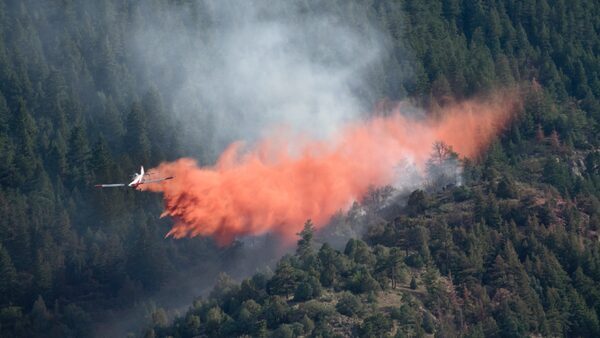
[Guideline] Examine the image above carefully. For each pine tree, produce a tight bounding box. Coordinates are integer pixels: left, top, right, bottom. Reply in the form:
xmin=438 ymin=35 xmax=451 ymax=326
xmin=406 ymin=190 xmax=429 ymax=216
xmin=0 ymin=90 xmax=9 ymax=134
xmin=47 ymin=132 xmax=67 ymax=177
xmin=124 ymin=101 xmax=151 ymax=165
xmin=30 ymin=295 xmax=51 ymax=333
xmin=142 ymin=87 xmax=173 ymax=162
xmin=66 ymin=125 xmax=90 ymax=187
xmin=90 ymin=136 xmax=112 ymax=181
xmin=296 ymin=219 xmax=315 ymax=259
xmin=43 ymin=70 xmax=69 ymax=136
xmin=267 ymin=260 xmax=300 ymax=298
xmin=0 ymin=244 xmax=17 ymax=304
xmin=12 ymin=98 xmax=37 ymax=185
xmin=318 ymin=243 xmax=339 ymax=287
xmin=410 ymin=276 xmax=418 ymax=290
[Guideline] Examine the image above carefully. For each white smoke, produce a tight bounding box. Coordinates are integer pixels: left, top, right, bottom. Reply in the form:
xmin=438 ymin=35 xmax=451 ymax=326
xmin=130 ymin=1 xmax=388 ymax=159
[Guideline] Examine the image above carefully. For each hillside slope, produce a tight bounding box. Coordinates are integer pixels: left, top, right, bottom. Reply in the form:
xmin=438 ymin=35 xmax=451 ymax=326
xmin=1 ymin=0 xmax=600 ymax=337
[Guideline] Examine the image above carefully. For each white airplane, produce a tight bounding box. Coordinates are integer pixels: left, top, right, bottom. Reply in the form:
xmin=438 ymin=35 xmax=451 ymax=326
xmin=94 ymin=166 xmax=173 ymax=189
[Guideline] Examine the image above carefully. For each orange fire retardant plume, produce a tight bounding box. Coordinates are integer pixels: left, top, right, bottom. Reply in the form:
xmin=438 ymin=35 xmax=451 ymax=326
xmin=142 ymin=90 xmax=521 ymax=245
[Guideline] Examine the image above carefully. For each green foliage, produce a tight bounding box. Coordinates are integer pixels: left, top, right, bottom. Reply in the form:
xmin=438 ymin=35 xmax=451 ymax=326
xmin=268 ymin=259 xmax=301 ymax=298
xmin=336 ymin=291 xmax=363 ymax=317
xmin=391 ymin=304 xmax=412 ymax=323
xmin=410 ymin=276 xmax=418 ymax=290
xmin=344 ymin=239 xmax=376 ymax=266
xmin=359 ymin=313 xmax=392 ymax=337
xmin=298 ymin=300 xmax=335 ymax=322
xmin=406 ymin=189 xmax=429 ymax=216
xmin=273 ymin=324 xmax=294 ymax=338
xmin=296 ymin=219 xmax=315 ymax=259
xmin=496 ymin=176 xmax=518 ymax=199
xmin=348 ymin=267 xmax=381 ymax=294
xmin=294 ymin=280 xmax=314 ymax=302
xmin=422 ymin=311 xmax=436 ymax=334
xmin=0 ymin=245 xmax=16 ymax=304
xmin=3 ymin=0 xmax=600 ymax=336
xmin=318 ymin=243 xmax=344 ymax=287
xmin=452 ymin=185 xmax=472 ymax=202
xmin=125 ymin=102 xmax=151 ymax=165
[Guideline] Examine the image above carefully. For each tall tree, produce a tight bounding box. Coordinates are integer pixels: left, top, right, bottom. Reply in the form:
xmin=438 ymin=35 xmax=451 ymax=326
xmin=66 ymin=125 xmax=90 ymax=187
xmin=124 ymin=101 xmax=150 ymax=165
xmin=296 ymin=219 xmax=315 ymax=259
xmin=0 ymin=244 xmax=17 ymax=304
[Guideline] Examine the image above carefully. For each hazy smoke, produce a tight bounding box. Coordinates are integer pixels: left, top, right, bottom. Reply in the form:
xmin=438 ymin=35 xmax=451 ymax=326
xmin=131 ymin=1 xmax=388 ymax=159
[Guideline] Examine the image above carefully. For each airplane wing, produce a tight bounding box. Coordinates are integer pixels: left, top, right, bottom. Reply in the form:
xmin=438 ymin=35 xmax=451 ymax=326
xmin=94 ymin=183 xmax=127 ymax=188
xmin=141 ymin=176 xmax=174 ymax=184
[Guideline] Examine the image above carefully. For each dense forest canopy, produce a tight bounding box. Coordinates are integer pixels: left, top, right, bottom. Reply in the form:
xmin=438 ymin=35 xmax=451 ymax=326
xmin=0 ymin=0 xmax=599 ymax=337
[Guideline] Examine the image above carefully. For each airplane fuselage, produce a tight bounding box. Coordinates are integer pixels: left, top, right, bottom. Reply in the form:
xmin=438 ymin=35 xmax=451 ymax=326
xmin=94 ymin=165 xmax=173 ymax=189
xmin=128 ymin=166 xmax=145 ymax=187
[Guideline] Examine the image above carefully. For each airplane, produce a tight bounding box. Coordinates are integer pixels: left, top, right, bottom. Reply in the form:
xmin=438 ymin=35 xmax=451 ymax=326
xmin=94 ymin=166 xmax=173 ymax=189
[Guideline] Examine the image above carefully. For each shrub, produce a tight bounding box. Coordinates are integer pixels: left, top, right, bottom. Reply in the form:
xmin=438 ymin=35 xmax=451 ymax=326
xmin=294 ymin=281 xmax=314 ymax=302
xmin=359 ymin=313 xmax=392 ymax=337
xmin=410 ymin=276 xmax=418 ymax=290
xmin=453 ymin=185 xmax=472 ymax=202
xmin=336 ymin=292 xmax=363 ymax=317
xmin=405 ymin=253 xmax=425 ymax=268
xmin=422 ymin=311 xmax=436 ymax=334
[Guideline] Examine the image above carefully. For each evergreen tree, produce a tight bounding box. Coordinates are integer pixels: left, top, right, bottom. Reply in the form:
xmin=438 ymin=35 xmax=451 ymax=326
xmin=124 ymin=101 xmax=150 ymax=165
xmin=66 ymin=125 xmax=90 ymax=187
xmin=1 ymin=1 xmax=600 ymax=336
xmin=12 ymin=98 xmax=37 ymax=185
xmin=296 ymin=219 xmax=315 ymax=259
xmin=0 ymin=244 xmax=17 ymax=304
xmin=268 ymin=260 xmax=300 ymax=298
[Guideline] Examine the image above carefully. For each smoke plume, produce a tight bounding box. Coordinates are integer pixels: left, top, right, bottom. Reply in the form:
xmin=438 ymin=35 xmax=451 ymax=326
xmin=142 ymin=91 xmax=520 ymax=245
xmin=131 ymin=1 xmax=388 ymax=160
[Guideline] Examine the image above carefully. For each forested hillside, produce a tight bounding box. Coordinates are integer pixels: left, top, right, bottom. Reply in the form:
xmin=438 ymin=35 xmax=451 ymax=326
xmin=149 ymin=0 xmax=600 ymax=337
xmin=0 ymin=1 xmax=234 ymax=337
xmin=0 ymin=0 xmax=599 ymax=337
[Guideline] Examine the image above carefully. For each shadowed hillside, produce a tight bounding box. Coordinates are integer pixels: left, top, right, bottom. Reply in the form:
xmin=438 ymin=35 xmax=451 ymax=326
xmin=0 ymin=0 xmax=599 ymax=337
